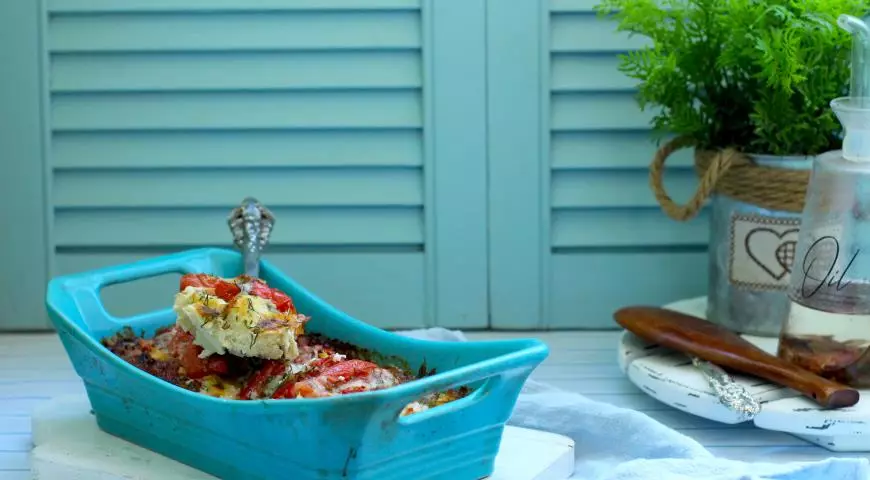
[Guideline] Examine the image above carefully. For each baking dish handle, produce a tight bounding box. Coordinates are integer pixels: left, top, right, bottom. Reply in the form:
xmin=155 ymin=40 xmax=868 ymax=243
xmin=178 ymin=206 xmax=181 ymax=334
xmin=49 ymin=248 xmax=231 ymax=334
xmin=390 ymin=341 xmax=548 ymax=426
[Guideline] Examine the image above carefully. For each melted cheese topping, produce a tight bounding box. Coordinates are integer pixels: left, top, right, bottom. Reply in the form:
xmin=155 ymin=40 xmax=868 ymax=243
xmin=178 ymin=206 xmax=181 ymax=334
xmin=401 ymin=401 xmax=429 ymax=416
xmin=148 ymin=347 xmax=171 ymax=362
xmin=200 ymin=375 xmax=242 ymax=399
xmin=173 ymin=286 xmax=301 ymax=360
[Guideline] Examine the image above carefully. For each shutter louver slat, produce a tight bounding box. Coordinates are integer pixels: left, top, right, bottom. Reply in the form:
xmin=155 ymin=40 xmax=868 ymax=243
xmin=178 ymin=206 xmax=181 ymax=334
xmin=551 ymin=12 xmax=650 ymax=52
xmin=51 ymin=91 xmax=422 ymax=131
xmin=54 ymin=208 xmax=423 ymax=248
xmin=51 ymin=51 xmax=422 ymax=93
xmin=48 ymin=11 xmax=421 ymax=52
xmin=551 ymin=53 xmax=635 ymax=92
xmin=48 ymin=0 xmax=421 ymax=14
xmin=52 ymin=130 xmax=423 ymax=169
xmin=551 ymin=131 xmax=692 ymax=170
xmin=54 ymin=168 xmax=423 ymax=208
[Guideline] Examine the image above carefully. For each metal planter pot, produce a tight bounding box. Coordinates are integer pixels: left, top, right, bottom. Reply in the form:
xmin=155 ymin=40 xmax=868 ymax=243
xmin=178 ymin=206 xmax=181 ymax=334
xmin=705 ymin=154 xmax=813 ymax=337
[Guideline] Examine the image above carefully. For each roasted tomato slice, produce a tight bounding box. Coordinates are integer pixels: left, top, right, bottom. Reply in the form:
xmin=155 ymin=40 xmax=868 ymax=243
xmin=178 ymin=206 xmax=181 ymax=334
xmin=248 ymin=280 xmax=272 ymax=299
xmin=179 ymin=273 xmax=219 ymax=291
xmin=272 ymin=381 xmax=319 ymax=399
xmin=339 ymin=385 xmax=369 ymax=395
xmin=269 ymin=289 xmax=296 ymax=314
xmin=205 ymin=356 xmax=230 ymax=376
xmin=167 ymin=328 xmax=230 ymax=379
xmin=239 ymin=359 xmax=286 ymax=400
xmin=178 ymin=343 xmax=210 ymax=378
xmin=271 ymin=380 xmax=297 ymax=399
xmin=180 ymin=274 xmax=242 ymax=302
xmin=271 ymin=359 xmax=373 ymax=399
xmin=214 ymin=280 xmax=241 ymax=302
xmin=178 ymin=343 xmax=228 ymax=379
xmin=321 ymin=359 xmax=378 ymax=382
xmin=248 ymin=279 xmax=296 ymax=314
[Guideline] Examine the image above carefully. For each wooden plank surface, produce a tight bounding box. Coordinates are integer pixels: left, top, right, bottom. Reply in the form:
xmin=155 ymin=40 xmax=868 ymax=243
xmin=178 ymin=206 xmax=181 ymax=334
xmin=0 ymin=331 xmax=851 ymax=477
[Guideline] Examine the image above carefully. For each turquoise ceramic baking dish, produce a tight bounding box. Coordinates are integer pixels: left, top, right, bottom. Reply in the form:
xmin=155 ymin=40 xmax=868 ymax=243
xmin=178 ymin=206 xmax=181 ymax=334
xmin=45 ymin=248 xmax=549 ymax=480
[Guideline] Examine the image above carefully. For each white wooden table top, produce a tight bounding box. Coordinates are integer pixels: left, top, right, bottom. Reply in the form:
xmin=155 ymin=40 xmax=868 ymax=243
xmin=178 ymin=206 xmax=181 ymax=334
xmin=2 ymin=330 xmax=867 ymax=479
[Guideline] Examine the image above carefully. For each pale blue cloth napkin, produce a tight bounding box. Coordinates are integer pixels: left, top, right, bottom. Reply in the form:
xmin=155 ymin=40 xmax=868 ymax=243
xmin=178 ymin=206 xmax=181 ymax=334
xmin=397 ymin=328 xmax=870 ymax=480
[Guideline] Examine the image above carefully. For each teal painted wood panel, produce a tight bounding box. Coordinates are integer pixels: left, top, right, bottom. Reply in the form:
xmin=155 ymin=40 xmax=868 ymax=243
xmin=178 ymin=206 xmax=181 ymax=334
xmin=552 ymin=53 xmax=634 ymax=92
xmin=3 ymin=0 xmax=710 ymax=332
xmin=551 ymin=10 xmax=650 ymax=52
xmin=552 ymin=169 xmax=697 ymax=208
xmin=552 ymin=209 xmax=709 ymax=248
xmin=486 ymin=0 xmax=548 ymax=329
xmin=545 ymin=0 xmax=708 ymax=328
xmin=488 ymin=0 xmax=709 ymax=329
xmin=16 ymin=0 xmax=489 ymax=331
xmin=0 ymin=0 xmax=51 ymax=331
xmin=551 ymin=92 xmax=656 ymax=131
xmin=424 ymin=0 xmax=489 ymax=329
xmin=548 ymin=251 xmax=709 ymax=329
xmin=552 ymin=131 xmax=692 ymax=169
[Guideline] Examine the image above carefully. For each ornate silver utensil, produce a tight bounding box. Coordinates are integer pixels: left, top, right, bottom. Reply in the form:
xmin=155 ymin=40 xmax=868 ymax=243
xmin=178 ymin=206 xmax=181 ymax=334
xmin=227 ymin=197 xmax=275 ymax=278
xmin=692 ymin=356 xmax=761 ymax=421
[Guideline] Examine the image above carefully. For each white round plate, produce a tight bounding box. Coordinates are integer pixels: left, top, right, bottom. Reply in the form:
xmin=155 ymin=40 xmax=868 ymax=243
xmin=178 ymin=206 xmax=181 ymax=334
xmin=619 ymin=297 xmax=870 ymax=452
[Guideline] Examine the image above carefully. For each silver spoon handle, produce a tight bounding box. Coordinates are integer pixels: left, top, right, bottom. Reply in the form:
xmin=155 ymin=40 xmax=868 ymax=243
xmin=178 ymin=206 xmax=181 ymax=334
xmin=691 ymin=356 xmax=761 ymax=421
xmin=227 ymin=197 xmax=275 ymax=278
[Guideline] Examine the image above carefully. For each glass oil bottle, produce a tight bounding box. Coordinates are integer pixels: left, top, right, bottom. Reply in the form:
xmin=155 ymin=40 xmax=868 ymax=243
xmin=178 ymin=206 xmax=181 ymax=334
xmin=777 ymin=14 xmax=870 ymax=387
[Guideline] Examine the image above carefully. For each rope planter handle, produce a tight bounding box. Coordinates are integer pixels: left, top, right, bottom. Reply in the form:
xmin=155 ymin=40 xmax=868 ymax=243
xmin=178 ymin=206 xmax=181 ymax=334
xmin=649 ymin=136 xmax=811 ymax=222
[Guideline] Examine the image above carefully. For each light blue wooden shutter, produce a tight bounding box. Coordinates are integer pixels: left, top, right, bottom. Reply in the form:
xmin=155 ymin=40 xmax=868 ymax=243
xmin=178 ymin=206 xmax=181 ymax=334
xmin=0 ymin=0 xmax=488 ymax=331
xmin=0 ymin=1 xmax=51 ymax=331
xmin=488 ymin=0 xmax=709 ymax=329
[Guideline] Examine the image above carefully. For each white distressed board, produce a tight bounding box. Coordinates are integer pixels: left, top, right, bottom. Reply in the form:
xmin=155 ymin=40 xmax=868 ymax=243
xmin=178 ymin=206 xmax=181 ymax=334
xmin=29 ymin=395 xmax=575 ymax=480
xmin=619 ymin=296 xmax=870 ymax=452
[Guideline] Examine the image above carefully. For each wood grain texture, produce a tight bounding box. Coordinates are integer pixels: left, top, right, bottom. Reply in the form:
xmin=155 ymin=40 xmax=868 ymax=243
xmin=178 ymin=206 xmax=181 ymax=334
xmin=614 ymin=306 xmax=860 ymax=409
xmin=548 ymin=251 xmax=708 ymax=329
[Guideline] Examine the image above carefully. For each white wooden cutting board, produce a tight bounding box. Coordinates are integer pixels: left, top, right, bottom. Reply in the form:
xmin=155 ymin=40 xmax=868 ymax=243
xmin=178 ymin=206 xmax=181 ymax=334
xmin=29 ymin=395 xmax=575 ymax=480
xmin=620 ymin=296 xmax=870 ymax=452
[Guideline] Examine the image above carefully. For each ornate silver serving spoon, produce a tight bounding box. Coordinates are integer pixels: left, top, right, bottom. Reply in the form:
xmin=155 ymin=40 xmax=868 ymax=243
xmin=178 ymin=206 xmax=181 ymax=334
xmin=227 ymin=197 xmax=275 ymax=278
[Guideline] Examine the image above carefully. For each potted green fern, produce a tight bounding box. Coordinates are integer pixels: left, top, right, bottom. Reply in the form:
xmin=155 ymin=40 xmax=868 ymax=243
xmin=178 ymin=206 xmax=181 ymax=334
xmin=595 ymin=0 xmax=869 ymax=336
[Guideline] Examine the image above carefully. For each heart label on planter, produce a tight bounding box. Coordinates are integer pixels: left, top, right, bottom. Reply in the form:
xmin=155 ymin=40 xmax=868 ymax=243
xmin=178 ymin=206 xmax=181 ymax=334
xmin=729 ymin=214 xmax=801 ymax=291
